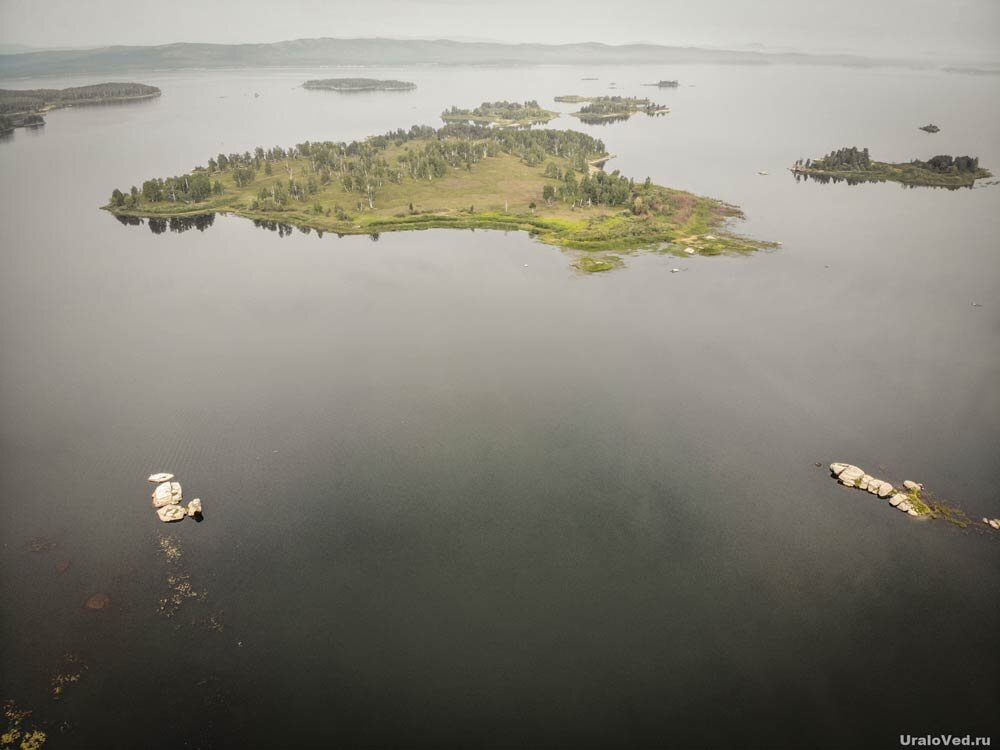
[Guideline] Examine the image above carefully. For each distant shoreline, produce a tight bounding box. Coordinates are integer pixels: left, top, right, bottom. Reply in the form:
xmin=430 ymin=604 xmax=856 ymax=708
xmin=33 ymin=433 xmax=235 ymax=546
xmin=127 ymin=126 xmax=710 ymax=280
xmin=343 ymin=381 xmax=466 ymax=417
xmin=2 ymin=37 xmax=996 ymax=78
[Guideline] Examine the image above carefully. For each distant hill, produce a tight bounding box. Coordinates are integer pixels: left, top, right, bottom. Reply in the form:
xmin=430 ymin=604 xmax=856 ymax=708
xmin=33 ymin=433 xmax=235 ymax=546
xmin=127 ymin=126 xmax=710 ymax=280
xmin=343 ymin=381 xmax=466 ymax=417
xmin=0 ymin=37 xmax=926 ymax=77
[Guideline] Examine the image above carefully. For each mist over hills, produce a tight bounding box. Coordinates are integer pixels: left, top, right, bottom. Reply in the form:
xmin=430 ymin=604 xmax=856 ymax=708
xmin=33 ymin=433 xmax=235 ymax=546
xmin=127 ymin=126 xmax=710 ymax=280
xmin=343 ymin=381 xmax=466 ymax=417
xmin=0 ymin=36 xmax=951 ymax=78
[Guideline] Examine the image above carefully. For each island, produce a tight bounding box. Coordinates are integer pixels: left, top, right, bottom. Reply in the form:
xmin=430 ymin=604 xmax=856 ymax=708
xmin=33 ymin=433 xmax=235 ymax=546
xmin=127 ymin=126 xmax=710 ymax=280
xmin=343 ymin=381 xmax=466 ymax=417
xmin=555 ymin=95 xmax=669 ymax=123
xmin=303 ymin=78 xmax=416 ymax=92
xmin=103 ymin=123 xmax=773 ymax=272
xmin=918 ymin=123 xmax=940 ymax=133
xmin=791 ymin=146 xmax=991 ymax=188
xmin=440 ymin=101 xmax=559 ymax=127
xmin=643 ymin=80 xmax=680 ymax=88
xmin=0 ymin=82 xmax=160 ymax=129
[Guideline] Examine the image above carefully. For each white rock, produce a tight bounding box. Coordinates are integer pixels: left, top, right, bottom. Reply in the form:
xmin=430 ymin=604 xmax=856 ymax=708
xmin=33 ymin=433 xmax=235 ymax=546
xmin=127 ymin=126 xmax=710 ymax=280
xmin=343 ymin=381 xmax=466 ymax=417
xmin=903 ymin=480 xmax=922 ymax=491
xmin=907 ymin=508 xmax=921 ymax=517
xmin=830 ymin=463 xmax=848 ymax=475
xmin=148 ymin=472 xmax=175 ymax=483
xmin=157 ymin=505 xmax=186 ymax=523
xmin=877 ymin=482 xmax=894 ymax=498
xmin=187 ymin=498 xmax=202 ymax=516
xmin=990 ymin=519 xmax=1000 ymax=530
xmin=684 ymin=247 xmax=695 ymax=254
xmin=671 ymin=268 xmax=680 ymax=273
xmin=151 ymin=481 xmax=182 ymax=508
xmin=897 ymin=500 xmax=913 ymax=513
xmin=889 ymin=494 xmax=906 ymax=507
xmin=836 ymin=464 xmax=865 ymax=487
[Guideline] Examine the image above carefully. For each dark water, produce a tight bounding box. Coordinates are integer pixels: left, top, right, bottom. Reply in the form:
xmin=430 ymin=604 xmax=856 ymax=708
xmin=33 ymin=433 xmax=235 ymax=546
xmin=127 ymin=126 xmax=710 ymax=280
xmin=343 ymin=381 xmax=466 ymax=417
xmin=1 ymin=65 xmax=998 ymax=749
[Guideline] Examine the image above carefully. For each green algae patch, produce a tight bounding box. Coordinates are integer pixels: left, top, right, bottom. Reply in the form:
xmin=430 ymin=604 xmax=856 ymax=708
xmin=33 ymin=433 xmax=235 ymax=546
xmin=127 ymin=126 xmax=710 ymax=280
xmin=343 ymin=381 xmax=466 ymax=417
xmin=574 ymin=254 xmax=624 ymax=273
xmin=2 ymin=700 xmax=47 ymax=750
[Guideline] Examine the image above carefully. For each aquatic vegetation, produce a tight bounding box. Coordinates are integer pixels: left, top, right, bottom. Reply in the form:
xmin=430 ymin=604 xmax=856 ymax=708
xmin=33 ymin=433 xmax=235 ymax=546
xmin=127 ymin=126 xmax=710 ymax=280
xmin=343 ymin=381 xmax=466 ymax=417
xmin=574 ymin=254 xmax=623 ymax=273
xmin=158 ymin=535 xmax=182 ymax=563
xmin=158 ymin=573 xmax=206 ymax=618
xmin=1 ymin=700 xmax=46 ymax=750
xmin=50 ymin=654 xmax=86 ymax=700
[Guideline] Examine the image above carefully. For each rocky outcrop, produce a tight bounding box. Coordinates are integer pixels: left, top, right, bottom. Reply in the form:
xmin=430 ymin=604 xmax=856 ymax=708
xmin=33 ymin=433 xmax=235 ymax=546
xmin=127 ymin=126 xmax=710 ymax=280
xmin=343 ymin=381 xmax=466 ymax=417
xmin=152 ymin=481 xmax=182 ymax=508
xmin=984 ymin=518 xmax=1000 ymax=530
xmin=830 ymin=463 xmax=928 ymax=518
xmin=148 ymin=474 xmax=203 ymax=522
xmin=157 ymin=504 xmax=187 ymax=522
xmin=148 ymin=472 xmax=174 ymax=483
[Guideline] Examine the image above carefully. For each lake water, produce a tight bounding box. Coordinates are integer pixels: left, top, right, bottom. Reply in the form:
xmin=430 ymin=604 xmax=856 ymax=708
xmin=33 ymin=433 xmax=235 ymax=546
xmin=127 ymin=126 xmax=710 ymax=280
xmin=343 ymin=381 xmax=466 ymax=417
xmin=1 ymin=64 xmax=998 ymax=749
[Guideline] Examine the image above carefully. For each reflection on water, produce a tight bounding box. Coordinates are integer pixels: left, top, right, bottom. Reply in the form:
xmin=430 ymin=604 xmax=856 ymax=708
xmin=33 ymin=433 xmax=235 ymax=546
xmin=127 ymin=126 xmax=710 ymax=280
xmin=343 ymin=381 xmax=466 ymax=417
xmin=113 ymin=213 xmax=216 ymax=233
xmin=792 ymin=171 xmax=975 ymax=190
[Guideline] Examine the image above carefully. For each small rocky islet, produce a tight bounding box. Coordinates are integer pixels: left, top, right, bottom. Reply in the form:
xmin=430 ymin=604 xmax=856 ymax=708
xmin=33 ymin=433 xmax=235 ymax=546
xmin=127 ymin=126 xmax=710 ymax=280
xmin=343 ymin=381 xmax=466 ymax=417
xmin=830 ymin=462 xmax=927 ymax=516
xmin=148 ymin=472 xmax=202 ymax=522
xmin=830 ymin=462 xmax=998 ymax=531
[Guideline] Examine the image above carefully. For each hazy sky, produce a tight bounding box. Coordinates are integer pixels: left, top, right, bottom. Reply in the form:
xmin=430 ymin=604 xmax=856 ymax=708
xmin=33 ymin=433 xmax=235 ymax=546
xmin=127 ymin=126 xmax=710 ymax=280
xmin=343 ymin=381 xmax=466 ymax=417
xmin=1 ymin=0 xmax=998 ymax=61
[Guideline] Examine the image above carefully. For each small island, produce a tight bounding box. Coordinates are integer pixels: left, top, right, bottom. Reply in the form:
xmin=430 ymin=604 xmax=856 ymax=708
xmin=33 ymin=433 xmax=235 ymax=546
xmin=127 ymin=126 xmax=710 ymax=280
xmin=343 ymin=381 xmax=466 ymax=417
xmin=791 ymin=146 xmax=991 ymax=188
xmin=440 ymin=101 xmax=559 ymax=127
xmin=303 ymin=78 xmax=416 ymax=92
xmin=643 ymin=80 xmax=680 ymax=88
xmin=555 ymin=95 xmax=669 ymax=123
xmin=0 ymin=82 xmax=160 ymax=129
xmin=103 ymin=123 xmax=772 ymax=272
xmin=918 ymin=123 xmax=940 ymax=133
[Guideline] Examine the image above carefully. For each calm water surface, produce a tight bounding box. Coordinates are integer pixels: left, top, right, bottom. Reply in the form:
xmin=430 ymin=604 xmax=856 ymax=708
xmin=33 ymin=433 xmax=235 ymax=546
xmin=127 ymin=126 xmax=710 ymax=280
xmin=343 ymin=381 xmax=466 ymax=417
xmin=1 ymin=64 xmax=998 ymax=749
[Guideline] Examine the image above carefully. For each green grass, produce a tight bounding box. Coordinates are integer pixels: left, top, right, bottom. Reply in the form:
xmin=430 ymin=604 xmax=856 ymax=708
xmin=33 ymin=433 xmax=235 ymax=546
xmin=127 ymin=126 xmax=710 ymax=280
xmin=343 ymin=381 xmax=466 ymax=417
xmin=106 ymin=138 xmax=772 ymax=272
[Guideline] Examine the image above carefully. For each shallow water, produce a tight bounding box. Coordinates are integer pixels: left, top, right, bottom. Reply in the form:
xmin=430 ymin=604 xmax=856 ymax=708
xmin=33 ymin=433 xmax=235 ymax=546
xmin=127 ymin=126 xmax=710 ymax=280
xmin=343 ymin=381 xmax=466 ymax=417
xmin=1 ymin=64 xmax=998 ymax=748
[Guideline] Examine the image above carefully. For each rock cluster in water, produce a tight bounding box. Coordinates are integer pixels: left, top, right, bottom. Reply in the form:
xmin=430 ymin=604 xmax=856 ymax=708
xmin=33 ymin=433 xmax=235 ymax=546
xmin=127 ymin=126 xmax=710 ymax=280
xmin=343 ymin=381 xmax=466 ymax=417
xmin=148 ymin=472 xmax=203 ymax=522
xmin=984 ymin=518 xmax=1000 ymax=530
xmin=829 ymin=463 xmax=927 ymax=517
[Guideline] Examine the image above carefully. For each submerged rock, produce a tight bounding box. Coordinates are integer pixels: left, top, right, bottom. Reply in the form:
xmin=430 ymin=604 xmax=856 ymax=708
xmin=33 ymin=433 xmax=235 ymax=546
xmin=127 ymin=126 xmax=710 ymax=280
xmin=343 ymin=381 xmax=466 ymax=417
xmin=152 ymin=481 xmax=183 ymax=508
xmin=85 ymin=593 xmax=111 ymax=610
xmin=148 ymin=472 xmax=175 ymax=483
xmin=157 ymin=504 xmax=187 ymax=523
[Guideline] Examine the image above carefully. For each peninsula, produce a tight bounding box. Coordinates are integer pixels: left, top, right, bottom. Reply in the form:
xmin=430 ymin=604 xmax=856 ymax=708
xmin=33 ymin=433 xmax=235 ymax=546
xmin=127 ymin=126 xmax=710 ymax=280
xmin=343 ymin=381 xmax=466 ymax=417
xmin=441 ymin=101 xmax=559 ymax=127
xmin=103 ymin=123 xmax=772 ymax=272
xmin=555 ymin=95 xmax=669 ymax=123
xmin=0 ymin=82 xmax=160 ymax=128
xmin=791 ymin=146 xmax=991 ymax=188
xmin=303 ymin=78 xmax=415 ymax=92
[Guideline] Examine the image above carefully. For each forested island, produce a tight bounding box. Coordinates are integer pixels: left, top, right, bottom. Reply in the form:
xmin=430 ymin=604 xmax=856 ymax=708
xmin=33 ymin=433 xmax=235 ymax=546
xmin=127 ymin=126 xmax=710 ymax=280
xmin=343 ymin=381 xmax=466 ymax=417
xmin=0 ymin=82 xmax=160 ymax=129
xmin=555 ymin=95 xmax=669 ymax=123
xmin=918 ymin=123 xmax=940 ymax=133
xmin=303 ymin=78 xmax=416 ymax=92
xmin=791 ymin=146 xmax=991 ymax=188
xmin=441 ymin=101 xmax=559 ymax=127
xmin=644 ymin=80 xmax=680 ymax=87
xmin=103 ymin=123 xmax=772 ymax=272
